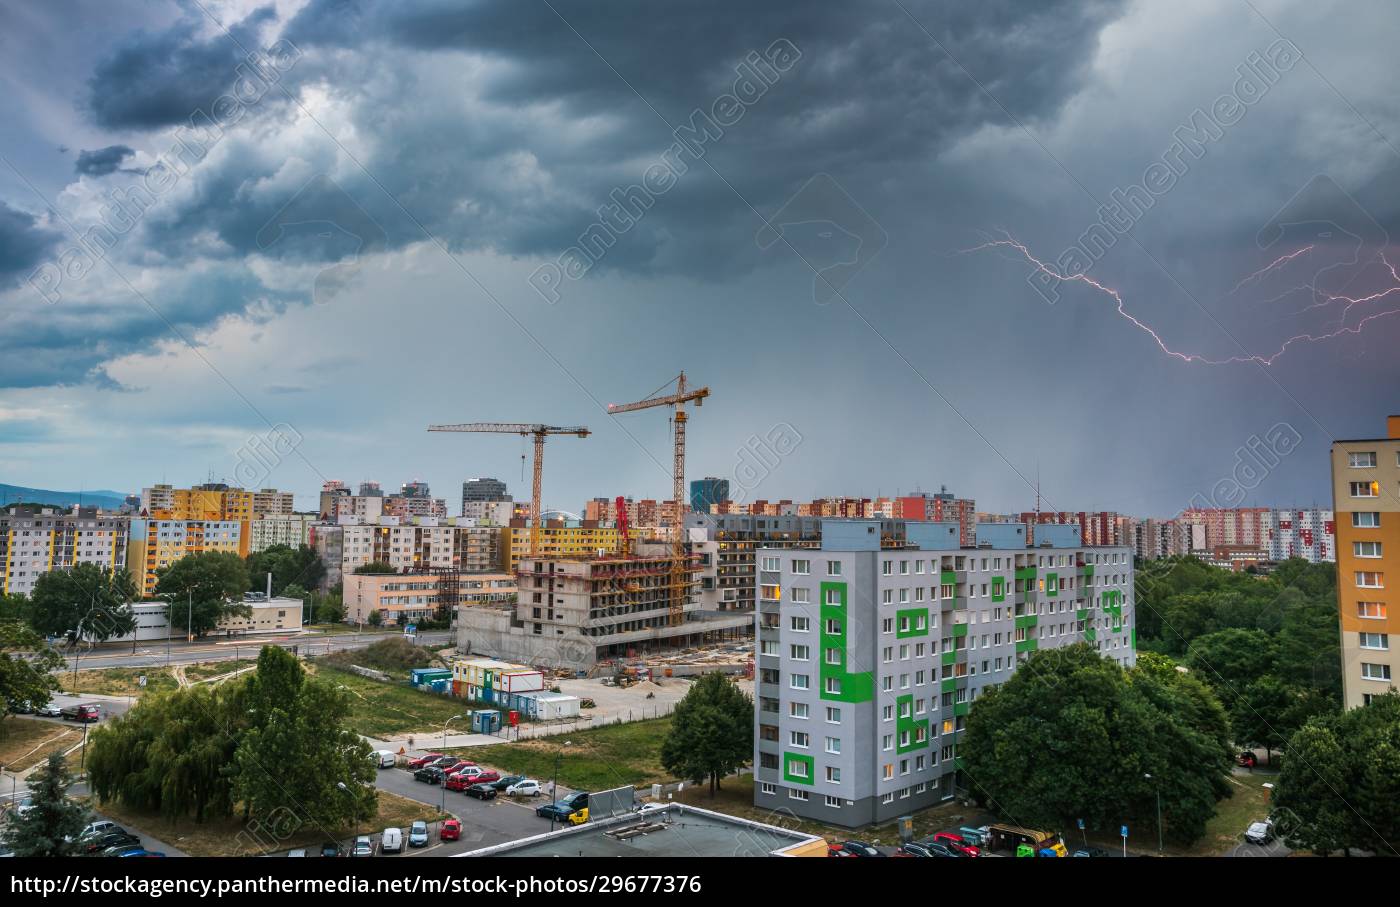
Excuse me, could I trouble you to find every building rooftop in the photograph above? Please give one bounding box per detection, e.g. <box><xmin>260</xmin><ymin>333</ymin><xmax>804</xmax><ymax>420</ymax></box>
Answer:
<box><xmin>459</xmin><ymin>802</ymin><xmax>824</xmax><ymax>858</ymax></box>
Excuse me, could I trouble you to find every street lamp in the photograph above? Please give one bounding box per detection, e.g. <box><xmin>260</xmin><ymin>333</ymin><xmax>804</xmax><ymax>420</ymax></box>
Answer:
<box><xmin>440</xmin><ymin>715</ymin><xmax>465</xmax><ymax>815</ymax></box>
<box><xmin>550</xmin><ymin>739</ymin><xmax>572</xmax><ymax>833</ymax></box>
<box><xmin>1144</xmin><ymin>772</ymin><xmax>1162</xmax><ymax>854</ymax></box>
<box><xmin>336</xmin><ymin>781</ymin><xmax>357</xmax><ymax>857</ymax></box>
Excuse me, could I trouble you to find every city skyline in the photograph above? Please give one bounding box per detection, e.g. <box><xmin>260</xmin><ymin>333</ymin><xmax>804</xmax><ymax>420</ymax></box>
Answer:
<box><xmin>3</xmin><ymin>2</ymin><xmax>1398</xmax><ymax>529</ymax></box>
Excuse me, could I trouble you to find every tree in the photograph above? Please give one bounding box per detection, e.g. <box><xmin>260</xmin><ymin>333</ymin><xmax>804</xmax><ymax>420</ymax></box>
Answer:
<box><xmin>246</xmin><ymin>545</ymin><xmax>325</xmax><ymax>596</ymax></box>
<box><xmin>660</xmin><ymin>671</ymin><xmax>752</xmax><ymax>796</ymax></box>
<box><xmin>154</xmin><ymin>551</ymin><xmax>250</xmax><ymax>638</ymax></box>
<box><xmin>1183</xmin><ymin>628</ymin><xmax>1277</xmax><ymax>712</ymax></box>
<box><xmin>962</xmin><ymin>644</ymin><xmax>1232</xmax><ymax>844</ymax></box>
<box><xmin>0</xmin><ymin>752</ymin><xmax>90</xmax><ymax>856</ymax></box>
<box><xmin>312</xmin><ymin>591</ymin><xmax>346</xmax><ymax>624</ymax></box>
<box><xmin>0</xmin><ymin>622</ymin><xmax>64</xmax><ymax>722</ymax></box>
<box><xmin>367</xmin><ymin>610</ymin><xmax>382</xmax><ymax>627</ymax></box>
<box><xmin>1274</xmin><ymin>693</ymin><xmax>1400</xmax><ymax>856</ymax></box>
<box><xmin>353</xmin><ymin>562</ymin><xmax>397</xmax><ymax>575</ymax></box>
<box><xmin>28</xmin><ymin>563</ymin><xmax>137</xmax><ymax>643</ymax></box>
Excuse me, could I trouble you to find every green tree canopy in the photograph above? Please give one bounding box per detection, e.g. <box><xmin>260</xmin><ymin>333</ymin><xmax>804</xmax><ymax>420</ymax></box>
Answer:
<box><xmin>154</xmin><ymin>551</ymin><xmax>250</xmax><ymax>638</ymax></box>
<box><xmin>0</xmin><ymin>622</ymin><xmax>64</xmax><ymax>720</ymax></box>
<box><xmin>0</xmin><ymin>752</ymin><xmax>91</xmax><ymax>856</ymax></box>
<box><xmin>28</xmin><ymin>563</ymin><xmax>137</xmax><ymax>642</ymax></box>
<box><xmin>246</xmin><ymin>545</ymin><xmax>325</xmax><ymax>596</ymax></box>
<box><xmin>961</xmin><ymin>644</ymin><xmax>1232</xmax><ymax>844</ymax></box>
<box><xmin>352</xmin><ymin>562</ymin><xmax>397</xmax><ymax>575</ymax></box>
<box><xmin>660</xmin><ymin>671</ymin><xmax>753</xmax><ymax>796</ymax></box>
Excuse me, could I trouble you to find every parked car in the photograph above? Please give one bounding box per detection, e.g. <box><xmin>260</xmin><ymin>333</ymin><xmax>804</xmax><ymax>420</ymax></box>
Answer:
<box><xmin>286</xmin><ymin>849</ymin><xmax>307</xmax><ymax>857</ymax></box>
<box><xmin>490</xmin><ymin>774</ymin><xmax>525</xmax><ymax>791</ymax></box>
<box><xmin>1237</xmin><ymin>751</ymin><xmax>1258</xmax><ymax>768</ymax></box>
<box><xmin>408</xmin><ymin>821</ymin><xmax>430</xmax><ymax>848</ymax></box>
<box><xmin>414</xmin><ymin>766</ymin><xmax>447</xmax><ymax>785</ymax></box>
<box><xmin>450</xmin><ymin>765</ymin><xmax>487</xmax><ymax>783</ymax></box>
<box><xmin>115</xmin><ymin>849</ymin><xmax>165</xmax><ymax>858</ymax></box>
<box><xmin>636</xmin><ymin>802</ymin><xmax>667</xmax><ymax>816</ymax></box>
<box><xmin>506</xmin><ymin>779</ymin><xmax>542</xmax><ymax>798</ymax></box>
<box><xmin>352</xmin><ymin>836</ymin><xmax>373</xmax><ymax>858</ymax></box>
<box><xmin>98</xmin><ymin>843</ymin><xmax>146</xmax><ymax>857</ymax></box>
<box><xmin>466</xmin><ymin>783</ymin><xmax>498</xmax><ymax>801</ymax></box>
<box><xmin>84</xmin><ymin>832</ymin><xmax>141</xmax><ymax>855</ymax></box>
<box><xmin>440</xmin><ymin>760</ymin><xmax>475</xmax><ymax>777</ymax></box>
<box><xmin>929</xmin><ymin>831</ymin><xmax>980</xmax><ymax>857</ymax></box>
<box><xmin>319</xmin><ymin>841</ymin><xmax>341</xmax><ymax>857</ymax></box>
<box><xmin>897</xmin><ymin>841</ymin><xmax>957</xmax><ymax>858</ymax></box>
<box><xmin>80</xmin><ymin>820</ymin><xmax>121</xmax><ymax>840</ymax></box>
<box><xmin>470</xmin><ymin>770</ymin><xmax>501</xmax><ymax>785</ymax></box>
<box><xmin>958</xmin><ymin>825</ymin><xmax>990</xmax><ymax>847</ymax></box>
<box><xmin>444</xmin><ymin>773</ymin><xmax>473</xmax><ymax>792</ymax></box>
<box><xmin>440</xmin><ymin>819</ymin><xmax>461</xmax><ymax>842</ymax></box>
<box><xmin>430</xmin><ymin>756</ymin><xmax>462</xmax><ymax>770</ymax></box>
<box><xmin>1245</xmin><ymin>819</ymin><xmax>1274</xmax><ymax>845</ymax></box>
<box><xmin>406</xmin><ymin>753</ymin><xmax>443</xmax><ymax>770</ymax></box>
<box><xmin>36</xmin><ymin>704</ymin><xmax>63</xmax><ymax>718</ymax></box>
<box><xmin>828</xmin><ymin>840</ymin><xmax>883</xmax><ymax>857</ymax></box>
<box><xmin>1071</xmin><ymin>847</ymin><xmax>1111</xmax><ymax>858</ymax></box>
<box><xmin>60</xmin><ymin>704</ymin><xmax>101</xmax><ymax>722</ymax></box>
<box><xmin>7</xmin><ymin>700</ymin><xmax>33</xmax><ymax>715</ymax></box>
<box><xmin>536</xmin><ymin>791</ymin><xmax>587</xmax><ymax>819</ymax></box>
<box><xmin>567</xmin><ymin>807</ymin><xmax>589</xmax><ymax>826</ymax></box>
<box><xmin>372</xmin><ymin>750</ymin><xmax>397</xmax><ymax>769</ymax></box>
<box><xmin>380</xmin><ymin>828</ymin><xmax>403</xmax><ymax>854</ymax></box>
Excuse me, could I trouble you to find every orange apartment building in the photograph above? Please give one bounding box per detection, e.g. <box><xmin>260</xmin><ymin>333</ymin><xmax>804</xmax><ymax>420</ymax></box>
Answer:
<box><xmin>1332</xmin><ymin>415</ymin><xmax>1400</xmax><ymax>709</ymax></box>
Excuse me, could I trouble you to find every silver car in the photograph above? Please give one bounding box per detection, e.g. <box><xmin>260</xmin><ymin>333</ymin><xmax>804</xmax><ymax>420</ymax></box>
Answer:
<box><xmin>1245</xmin><ymin>819</ymin><xmax>1274</xmax><ymax>845</ymax></box>
<box><xmin>408</xmin><ymin>821</ymin><xmax>429</xmax><ymax>848</ymax></box>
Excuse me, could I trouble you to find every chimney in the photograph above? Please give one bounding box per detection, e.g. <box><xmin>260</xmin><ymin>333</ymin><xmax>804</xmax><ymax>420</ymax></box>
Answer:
<box><xmin>1388</xmin><ymin>414</ymin><xmax>1400</xmax><ymax>440</ymax></box>
<box><xmin>266</xmin><ymin>571</ymin><xmax>273</xmax><ymax>599</ymax></box>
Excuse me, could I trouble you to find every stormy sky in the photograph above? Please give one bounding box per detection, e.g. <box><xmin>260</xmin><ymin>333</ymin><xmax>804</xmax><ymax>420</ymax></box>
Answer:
<box><xmin>1</xmin><ymin>0</ymin><xmax>1398</xmax><ymax>517</ymax></box>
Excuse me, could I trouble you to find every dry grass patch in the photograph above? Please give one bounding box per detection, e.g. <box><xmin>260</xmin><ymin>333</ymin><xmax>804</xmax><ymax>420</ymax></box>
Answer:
<box><xmin>0</xmin><ymin>719</ymin><xmax>81</xmax><ymax>772</ymax></box>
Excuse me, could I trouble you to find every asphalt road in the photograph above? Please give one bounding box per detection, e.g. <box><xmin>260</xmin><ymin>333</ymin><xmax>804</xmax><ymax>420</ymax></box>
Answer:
<box><xmin>58</xmin><ymin>630</ymin><xmax>455</xmax><ymax>673</ymax></box>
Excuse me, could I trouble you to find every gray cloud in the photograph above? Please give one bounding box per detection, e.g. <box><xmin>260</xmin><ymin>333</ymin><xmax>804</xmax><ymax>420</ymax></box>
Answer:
<box><xmin>74</xmin><ymin>144</ymin><xmax>136</xmax><ymax>176</ymax></box>
<box><xmin>0</xmin><ymin>201</ymin><xmax>61</xmax><ymax>283</ymax></box>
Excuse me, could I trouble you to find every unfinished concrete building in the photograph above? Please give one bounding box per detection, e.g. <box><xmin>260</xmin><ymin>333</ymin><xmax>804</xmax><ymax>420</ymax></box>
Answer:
<box><xmin>455</xmin><ymin>540</ymin><xmax>752</xmax><ymax>670</ymax></box>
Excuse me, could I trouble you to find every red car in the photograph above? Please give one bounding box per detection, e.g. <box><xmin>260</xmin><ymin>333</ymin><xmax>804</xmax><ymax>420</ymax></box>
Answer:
<box><xmin>470</xmin><ymin>770</ymin><xmax>501</xmax><ymax>785</ymax></box>
<box><xmin>406</xmin><ymin>752</ymin><xmax>443</xmax><ymax>770</ymax></box>
<box><xmin>1237</xmin><ymin>751</ymin><xmax>1258</xmax><ymax>768</ymax></box>
<box><xmin>930</xmin><ymin>832</ymin><xmax>980</xmax><ymax>857</ymax></box>
<box><xmin>444</xmin><ymin>774</ymin><xmax>473</xmax><ymax>792</ymax></box>
<box><xmin>440</xmin><ymin>819</ymin><xmax>461</xmax><ymax>841</ymax></box>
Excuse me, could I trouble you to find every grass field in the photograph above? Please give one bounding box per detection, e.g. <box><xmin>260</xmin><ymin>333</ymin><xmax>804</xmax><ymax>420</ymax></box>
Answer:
<box><xmin>96</xmin><ymin>790</ymin><xmax>442</xmax><ymax>857</ymax></box>
<box><xmin>447</xmin><ymin>718</ymin><xmax>676</xmax><ymax>791</ymax></box>
<box><xmin>310</xmin><ymin>664</ymin><xmax>476</xmax><ymax>738</ymax></box>
<box><xmin>0</xmin><ymin>718</ymin><xmax>81</xmax><ymax>773</ymax></box>
<box><xmin>62</xmin><ymin>666</ymin><xmax>179</xmax><ymax>698</ymax></box>
<box><xmin>182</xmin><ymin>660</ymin><xmax>256</xmax><ymax>684</ymax></box>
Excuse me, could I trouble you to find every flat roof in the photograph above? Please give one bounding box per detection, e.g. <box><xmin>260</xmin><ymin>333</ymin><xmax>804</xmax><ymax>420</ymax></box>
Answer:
<box><xmin>459</xmin><ymin>803</ymin><xmax>822</xmax><ymax>858</ymax></box>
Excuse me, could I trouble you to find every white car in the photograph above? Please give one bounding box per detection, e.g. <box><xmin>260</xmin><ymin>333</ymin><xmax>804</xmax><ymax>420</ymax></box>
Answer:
<box><xmin>36</xmin><ymin>705</ymin><xmax>62</xmax><ymax>718</ymax></box>
<box><xmin>380</xmin><ymin>827</ymin><xmax>403</xmax><ymax>854</ymax></box>
<box><xmin>636</xmin><ymin>802</ymin><xmax>667</xmax><ymax>816</ymax></box>
<box><xmin>506</xmin><ymin>779</ymin><xmax>542</xmax><ymax>797</ymax></box>
<box><xmin>81</xmin><ymin>820</ymin><xmax>119</xmax><ymax>839</ymax></box>
<box><xmin>372</xmin><ymin>750</ymin><xmax>397</xmax><ymax>769</ymax></box>
<box><xmin>1245</xmin><ymin>820</ymin><xmax>1274</xmax><ymax>845</ymax></box>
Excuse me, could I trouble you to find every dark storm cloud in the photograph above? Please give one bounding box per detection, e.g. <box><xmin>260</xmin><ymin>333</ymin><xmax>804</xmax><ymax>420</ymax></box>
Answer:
<box><xmin>0</xmin><ymin>201</ymin><xmax>61</xmax><ymax>282</ymax></box>
<box><xmin>74</xmin><ymin>144</ymin><xmax>136</xmax><ymax>176</ymax></box>
<box><xmin>85</xmin><ymin>5</ymin><xmax>279</xmax><ymax>129</ymax></box>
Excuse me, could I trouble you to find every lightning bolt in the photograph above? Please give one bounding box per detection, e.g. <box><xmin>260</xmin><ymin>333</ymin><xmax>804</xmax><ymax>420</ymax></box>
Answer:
<box><xmin>1228</xmin><ymin>244</ymin><xmax>1314</xmax><ymax>294</ymax></box>
<box><xmin>967</xmin><ymin>232</ymin><xmax>1400</xmax><ymax>366</ymax></box>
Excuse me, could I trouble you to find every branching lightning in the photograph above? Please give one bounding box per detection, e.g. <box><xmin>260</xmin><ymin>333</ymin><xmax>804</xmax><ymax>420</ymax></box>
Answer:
<box><xmin>965</xmin><ymin>231</ymin><xmax>1400</xmax><ymax>366</ymax></box>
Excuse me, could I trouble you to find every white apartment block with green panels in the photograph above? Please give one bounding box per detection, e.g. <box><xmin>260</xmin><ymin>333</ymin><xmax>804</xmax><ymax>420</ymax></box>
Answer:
<box><xmin>753</xmin><ymin>518</ymin><xmax>1136</xmax><ymax>827</ymax></box>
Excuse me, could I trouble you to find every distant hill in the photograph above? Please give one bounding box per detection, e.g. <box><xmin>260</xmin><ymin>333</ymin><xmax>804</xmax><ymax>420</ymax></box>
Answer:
<box><xmin>0</xmin><ymin>484</ymin><xmax>130</xmax><ymax>510</ymax></box>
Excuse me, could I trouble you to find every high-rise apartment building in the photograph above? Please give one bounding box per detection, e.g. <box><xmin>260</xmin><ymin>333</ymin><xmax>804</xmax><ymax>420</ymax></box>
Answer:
<box><xmin>0</xmin><ymin>506</ymin><xmax>131</xmax><ymax>596</ymax></box>
<box><xmin>312</xmin><ymin>518</ymin><xmax>503</xmax><ymax>588</ymax></box>
<box><xmin>129</xmin><ymin>516</ymin><xmax>242</xmax><ymax>596</ymax></box>
<box><xmin>462</xmin><ymin>478</ymin><xmax>510</xmax><ymax>515</ymax></box>
<box><xmin>249</xmin><ymin>513</ymin><xmax>318</xmax><ymax>552</ymax></box>
<box><xmin>690</xmin><ymin>477</ymin><xmax>730</xmax><ymax>514</ymax></box>
<box><xmin>1332</xmin><ymin>416</ymin><xmax>1400</xmax><ymax>709</ymax></box>
<box><xmin>755</xmin><ymin>519</ymin><xmax>1135</xmax><ymax>826</ymax></box>
<box><xmin>900</xmin><ymin>489</ymin><xmax>977</xmax><ymax>545</ymax></box>
<box><xmin>251</xmin><ymin>488</ymin><xmax>295</xmax><ymax>516</ymax></box>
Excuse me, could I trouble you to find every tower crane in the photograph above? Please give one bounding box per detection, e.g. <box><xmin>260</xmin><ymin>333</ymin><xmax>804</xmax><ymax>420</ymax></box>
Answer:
<box><xmin>607</xmin><ymin>372</ymin><xmax>709</xmax><ymax>625</ymax></box>
<box><xmin>427</xmin><ymin>422</ymin><xmax>590</xmax><ymax>555</ymax></box>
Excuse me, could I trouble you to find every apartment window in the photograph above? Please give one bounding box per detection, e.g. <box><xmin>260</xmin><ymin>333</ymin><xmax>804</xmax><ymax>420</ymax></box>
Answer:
<box><xmin>760</xmin><ymin>782</ymin><xmax>776</xmax><ymax>796</ymax></box>
<box><xmin>761</xmin><ymin>556</ymin><xmax>780</xmax><ymax>571</ymax></box>
<box><xmin>825</xmin><ymin>795</ymin><xmax>842</xmax><ymax>808</ymax></box>
<box><xmin>825</xmin><ymin>647</ymin><xmax>842</xmax><ymax>665</ymax></box>
<box><xmin>825</xmin><ymin>587</ymin><xmax>842</xmax><ymax>605</ymax></box>
<box><xmin>827</xmin><ymin>561</ymin><xmax>842</xmax><ymax>576</ymax></box>
<box><xmin>1359</xmin><ymin>633</ymin><xmax>1389</xmax><ymax>650</ymax></box>
<box><xmin>1350</xmin><ymin>481</ymin><xmax>1379</xmax><ymax>498</ymax></box>
<box><xmin>1361</xmin><ymin>663</ymin><xmax>1392</xmax><ymax>682</ymax></box>
<box><xmin>825</xmin><ymin>766</ymin><xmax>842</xmax><ymax>784</ymax></box>
<box><xmin>1355</xmin><ymin>541</ymin><xmax>1383</xmax><ymax>559</ymax></box>
<box><xmin>790</xmin><ymin>587</ymin><xmax>810</xmax><ymax>604</ymax></box>
<box><xmin>825</xmin><ymin>706</ymin><xmax>841</xmax><ymax>723</ymax></box>
<box><xmin>791</xmin><ymin>616</ymin><xmax>810</xmax><ymax>632</ymax></box>
<box><xmin>789</xmin><ymin>789</ymin><xmax>809</xmax><ymax>801</ymax></box>
<box><xmin>792</xmin><ymin>559</ymin><xmax>810</xmax><ymax>575</ymax></box>
<box><xmin>790</xmin><ymin>674</ymin><xmax>809</xmax><ymax>690</ymax></box>
<box><xmin>1358</xmin><ymin>601</ymin><xmax>1387</xmax><ymax>619</ymax></box>
<box><xmin>790</xmin><ymin>644</ymin><xmax>810</xmax><ymax>661</ymax></box>
<box><xmin>790</xmin><ymin>730</ymin><xmax>810</xmax><ymax>748</ymax></box>
<box><xmin>790</xmin><ymin>701</ymin><xmax>808</xmax><ymax>718</ymax></box>
<box><xmin>1356</xmin><ymin>571</ymin><xmax>1385</xmax><ymax>589</ymax></box>
<box><xmin>1349</xmin><ymin>452</ymin><xmax>1378</xmax><ymax>468</ymax></box>
<box><xmin>826</xmin><ymin>677</ymin><xmax>842</xmax><ymax>695</ymax></box>
<box><xmin>882</xmin><ymin>560</ymin><xmax>893</xmax><ymax>576</ymax></box>
<box><xmin>1354</xmin><ymin>512</ymin><xmax>1382</xmax><ymax>528</ymax></box>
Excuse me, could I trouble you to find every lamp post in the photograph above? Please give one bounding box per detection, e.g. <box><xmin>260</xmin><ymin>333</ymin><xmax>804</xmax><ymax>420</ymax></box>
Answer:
<box><xmin>1145</xmin><ymin>772</ymin><xmax>1162</xmax><ymax>854</ymax></box>
<box><xmin>550</xmin><ymin>739</ymin><xmax>572</xmax><ymax>832</ymax></box>
<box><xmin>336</xmin><ymin>782</ymin><xmax>356</xmax><ymax>857</ymax></box>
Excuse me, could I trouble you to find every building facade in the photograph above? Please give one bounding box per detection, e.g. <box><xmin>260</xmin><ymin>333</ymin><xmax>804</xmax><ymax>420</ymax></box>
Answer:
<box><xmin>312</xmin><ymin>518</ymin><xmax>503</xmax><ymax>588</ymax></box>
<box><xmin>754</xmin><ymin>519</ymin><xmax>1135</xmax><ymax>826</ymax></box>
<box><xmin>0</xmin><ymin>506</ymin><xmax>130</xmax><ymax>596</ymax></box>
<box><xmin>129</xmin><ymin>517</ymin><xmax>243</xmax><ymax>596</ymax></box>
<box><xmin>690</xmin><ymin>477</ymin><xmax>731</xmax><ymax>513</ymax></box>
<box><xmin>1332</xmin><ymin>416</ymin><xmax>1400</xmax><ymax>709</ymax></box>
<box><xmin>343</xmin><ymin>571</ymin><xmax>516</xmax><ymax>624</ymax></box>
<box><xmin>248</xmin><ymin>513</ymin><xmax>317</xmax><ymax>552</ymax></box>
